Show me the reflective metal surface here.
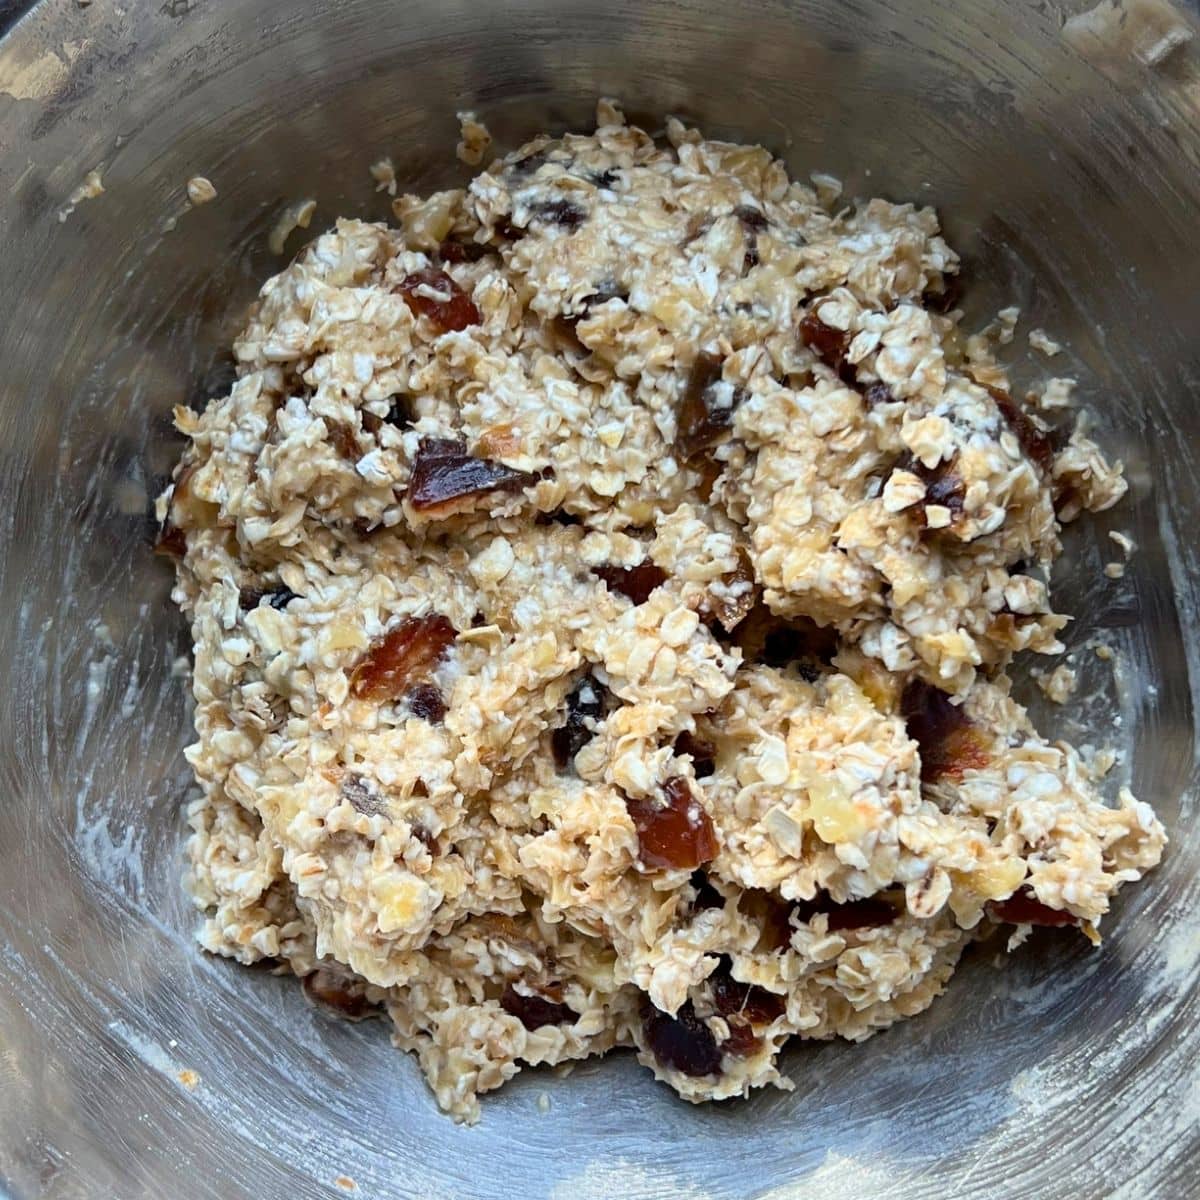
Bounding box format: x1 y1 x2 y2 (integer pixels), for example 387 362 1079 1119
1 1 1199 1196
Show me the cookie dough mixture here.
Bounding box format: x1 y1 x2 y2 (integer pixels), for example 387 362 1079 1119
159 101 1166 1122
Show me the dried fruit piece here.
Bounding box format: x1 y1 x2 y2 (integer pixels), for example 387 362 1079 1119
626 777 718 871
407 437 533 516
552 673 607 769
327 419 360 461
407 682 447 723
901 679 991 783
721 1021 762 1057
593 560 668 605
674 730 716 779
985 384 1055 472
397 267 481 333
894 453 966 530
988 886 1079 927
500 982 574 1030
792 892 898 931
302 968 376 1021
349 614 456 702
709 957 786 1024
675 352 744 461
642 999 721 1077
799 311 851 369
530 198 587 229
698 548 757 633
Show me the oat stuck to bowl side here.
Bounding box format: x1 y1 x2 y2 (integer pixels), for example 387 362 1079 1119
157 100 1165 1123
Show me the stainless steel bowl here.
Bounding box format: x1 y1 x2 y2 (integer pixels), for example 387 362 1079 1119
2 1 1198 1196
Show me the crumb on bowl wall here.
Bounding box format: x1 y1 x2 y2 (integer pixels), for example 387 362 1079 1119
268 198 317 255
187 176 218 205
1029 328 1062 356
456 110 493 166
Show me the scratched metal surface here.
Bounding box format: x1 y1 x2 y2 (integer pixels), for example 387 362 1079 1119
0 1 1198 1197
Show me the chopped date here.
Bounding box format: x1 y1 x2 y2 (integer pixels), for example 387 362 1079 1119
721 1021 762 1057
349 614 456 702
674 730 716 779
397 267 481 333
700 549 757 633
530 198 587 229
500 982 574 1030
988 886 1079 927
709 957 786 1024
239 585 300 611
593 560 668 605
326 419 360 461
407 436 533 515
626 777 717 871
901 678 990 783
552 673 608 769
407 682 447 723
923 465 966 515
792 891 898 931
642 999 722 1077
799 311 850 369
302 968 377 1021
675 352 744 461
985 384 1056 472
894 452 966 528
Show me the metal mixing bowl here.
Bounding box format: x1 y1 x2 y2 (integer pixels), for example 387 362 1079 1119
1 1 1198 1196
